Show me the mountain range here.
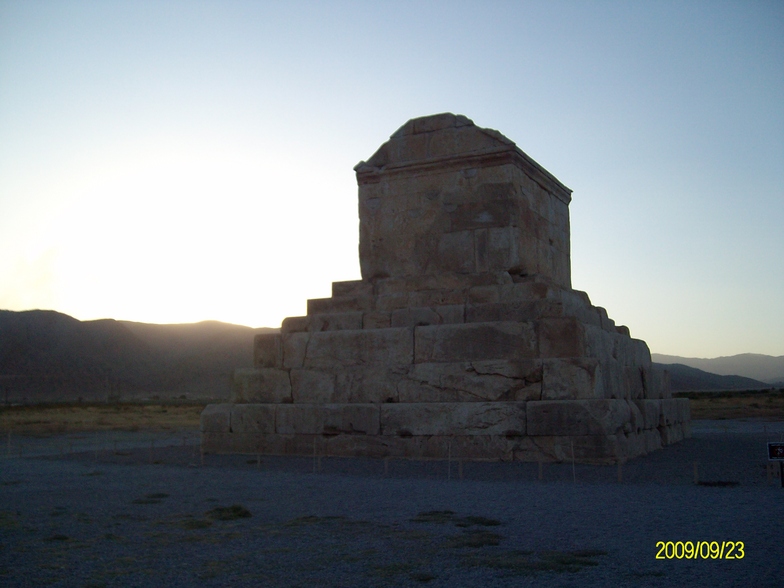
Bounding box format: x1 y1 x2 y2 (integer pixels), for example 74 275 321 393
1 309 780 404
654 363 771 392
0 309 275 404
651 353 784 386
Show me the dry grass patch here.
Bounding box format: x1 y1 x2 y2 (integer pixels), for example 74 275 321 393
0 403 205 435
680 390 784 420
446 530 504 548
132 493 170 505
411 510 502 528
205 505 252 521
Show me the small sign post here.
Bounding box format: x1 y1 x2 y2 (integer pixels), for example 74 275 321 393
768 443 784 488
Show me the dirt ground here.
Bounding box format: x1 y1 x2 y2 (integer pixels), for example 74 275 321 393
2 420 783 588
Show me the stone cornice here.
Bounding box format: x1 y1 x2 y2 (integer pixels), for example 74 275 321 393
355 144 572 205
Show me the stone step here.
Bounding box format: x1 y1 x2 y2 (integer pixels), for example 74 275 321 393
201 404 689 464
203 399 689 441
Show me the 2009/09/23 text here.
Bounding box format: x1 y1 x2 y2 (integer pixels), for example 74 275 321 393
655 541 744 559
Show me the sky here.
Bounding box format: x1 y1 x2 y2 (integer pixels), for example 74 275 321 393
0 0 782 358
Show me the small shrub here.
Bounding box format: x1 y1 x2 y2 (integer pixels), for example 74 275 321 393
132 493 169 504
205 504 251 521
455 516 501 527
45 534 70 542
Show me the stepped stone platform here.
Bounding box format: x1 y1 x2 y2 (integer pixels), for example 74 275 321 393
201 113 690 464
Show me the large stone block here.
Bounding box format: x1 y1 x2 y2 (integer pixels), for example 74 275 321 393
631 339 653 369
643 365 668 399
501 279 558 301
375 293 412 312
307 295 373 315
254 333 282 368
335 365 404 403
276 404 380 436
676 398 691 423
409 289 466 308
380 402 526 436
325 404 380 436
466 300 562 323
467 285 502 305
275 405 321 435
437 230 475 273
600 359 626 399
363 311 391 329
486 226 525 273
659 398 679 427
634 399 662 430
233 368 292 403
332 280 373 298
559 289 601 327
389 304 465 327
582 324 615 362
526 399 631 437
375 272 481 296
391 307 443 328
283 332 309 368
538 317 585 358
624 367 645 400
596 307 616 333
200 404 231 433
659 423 684 445
434 304 465 324
399 360 542 403
291 369 340 403
281 316 310 334
309 312 363 332
230 404 276 434
542 358 604 400
446 185 519 232
304 328 413 368
627 400 645 434
414 321 537 363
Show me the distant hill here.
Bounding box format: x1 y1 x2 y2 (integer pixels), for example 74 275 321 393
651 353 784 384
655 362 771 392
0 310 276 404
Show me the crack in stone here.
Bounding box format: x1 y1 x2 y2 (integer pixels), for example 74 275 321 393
302 334 313 367
286 370 294 403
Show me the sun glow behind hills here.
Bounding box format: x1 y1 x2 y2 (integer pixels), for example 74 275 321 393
1 134 360 327
1 0 782 355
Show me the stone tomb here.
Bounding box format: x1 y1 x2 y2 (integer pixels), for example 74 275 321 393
201 113 690 464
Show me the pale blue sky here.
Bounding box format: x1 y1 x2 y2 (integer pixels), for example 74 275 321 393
1 0 782 357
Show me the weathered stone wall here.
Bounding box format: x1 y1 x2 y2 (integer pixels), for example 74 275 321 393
355 114 571 287
201 114 689 464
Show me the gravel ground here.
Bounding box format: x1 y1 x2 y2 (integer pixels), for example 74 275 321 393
1 419 783 588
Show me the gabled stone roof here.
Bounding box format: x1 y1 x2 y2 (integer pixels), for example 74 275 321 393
354 113 571 204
